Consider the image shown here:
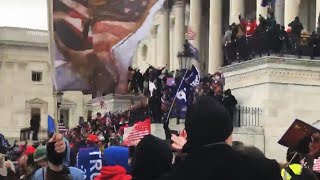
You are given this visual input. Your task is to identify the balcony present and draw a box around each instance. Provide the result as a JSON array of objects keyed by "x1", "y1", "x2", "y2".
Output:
[{"x1": 224, "y1": 31, "x2": 320, "y2": 66}]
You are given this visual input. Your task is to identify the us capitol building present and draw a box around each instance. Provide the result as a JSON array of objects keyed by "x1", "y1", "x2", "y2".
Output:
[{"x1": 1, "y1": 0, "x2": 320, "y2": 161}]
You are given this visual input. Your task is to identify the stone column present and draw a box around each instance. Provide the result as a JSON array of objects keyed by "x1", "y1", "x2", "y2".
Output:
[
  {"x1": 256, "y1": 0, "x2": 268, "y2": 24},
  {"x1": 229, "y1": 0, "x2": 245, "y2": 24},
  {"x1": 158, "y1": 4, "x2": 170, "y2": 68},
  {"x1": 316, "y1": 0, "x2": 320, "y2": 30},
  {"x1": 275, "y1": 0, "x2": 284, "y2": 25},
  {"x1": 173, "y1": 0, "x2": 186, "y2": 71},
  {"x1": 208, "y1": 0, "x2": 222, "y2": 74},
  {"x1": 151, "y1": 26, "x2": 158, "y2": 66},
  {"x1": 189, "y1": 0, "x2": 202, "y2": 49},
  {"x1": 284, "y1": 0, "x2": 301, "y2": 28},
  {"x1": 189, "y1": 0, "x2": 202, "y2": 69}
]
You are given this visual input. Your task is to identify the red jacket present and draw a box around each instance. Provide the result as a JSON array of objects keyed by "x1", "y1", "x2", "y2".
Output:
[{"x1": 95, "y1": 166, "x2": 132, "y2": 180}]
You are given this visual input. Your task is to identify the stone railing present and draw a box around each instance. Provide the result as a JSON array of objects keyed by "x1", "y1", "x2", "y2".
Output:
[{"x1": 233, "y1": 106, "x2": 262, "y2": 127}]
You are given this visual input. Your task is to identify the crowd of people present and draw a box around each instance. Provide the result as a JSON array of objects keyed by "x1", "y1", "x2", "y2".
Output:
[
  {"x1": 224, "y1": 14, "x2": 320, "y2": 64},
  {"x1": 2, "y1": 95, "x2": 320, "y2": 179}
]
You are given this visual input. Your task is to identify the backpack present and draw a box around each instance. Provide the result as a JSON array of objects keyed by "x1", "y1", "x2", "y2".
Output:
[
  {"x1": 284, "y1": 166, "x2": 316, "y2": 180},
  {"x1": 284, "y1": 166, "x2": 300, "y2": 180}
]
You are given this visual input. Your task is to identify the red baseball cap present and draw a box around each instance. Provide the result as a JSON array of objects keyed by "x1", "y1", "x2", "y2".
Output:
[{"x1": 87, "y1": 134, "x2": 99, "y2": 143}]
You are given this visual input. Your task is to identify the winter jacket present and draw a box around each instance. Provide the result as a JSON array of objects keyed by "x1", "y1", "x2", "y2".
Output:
[
  {"x1": 157, "y1": 143, "x2": 282, "y2": 180},
  {"x1": 31, "y1": 167, "x2": 84, "y2": 180}
]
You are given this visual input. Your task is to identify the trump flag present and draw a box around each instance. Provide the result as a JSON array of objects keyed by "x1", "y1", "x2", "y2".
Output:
[{"x1": 49, "y1": 0, "x2": 164, "y2": 93}]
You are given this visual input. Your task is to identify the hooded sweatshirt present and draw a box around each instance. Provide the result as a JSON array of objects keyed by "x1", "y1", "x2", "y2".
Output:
[
  {"x1": 95, "y1": 166, "x2": 131, "y2": 180},
  {"x1": 95, "y1": 146, "x2": 132, "y2": 180}
]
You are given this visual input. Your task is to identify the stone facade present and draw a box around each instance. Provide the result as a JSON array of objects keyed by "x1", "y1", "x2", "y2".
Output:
[
  {"x1": 0, "y1": 27, "x2": 91, "y2": 139},
  {"x1": 222, "y1": 56, "x2": 320, "y2": 161}
]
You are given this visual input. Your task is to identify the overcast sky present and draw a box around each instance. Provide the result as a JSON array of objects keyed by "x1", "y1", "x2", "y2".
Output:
[{"x1": 0, "y1": 0, "x2": 48, "y2": 30}]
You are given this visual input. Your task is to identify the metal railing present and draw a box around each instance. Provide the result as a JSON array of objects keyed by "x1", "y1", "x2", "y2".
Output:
[
  {"x1": 233, "y1": 106, "x2": 262, "y2": 127},
  {"x1": 224, "y1": 31, "x2": 320, "y2": 65}
]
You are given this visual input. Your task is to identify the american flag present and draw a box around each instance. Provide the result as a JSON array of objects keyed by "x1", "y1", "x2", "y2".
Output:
[
  {"x1": 123, "y1": 118, "x2": 151, "y2": 145},
  {"x1": 58, "y1": 123, "x2": 68, "y2": 135},
  {"x1": 52, "y1": 0, "x2": 164, "y2": 91},
  {"x1": 185, "y1": 26, "x2": 196, "y2": 41},
  {"x1": 313, "y1": 157, "x2": 320, "y2": 172}
]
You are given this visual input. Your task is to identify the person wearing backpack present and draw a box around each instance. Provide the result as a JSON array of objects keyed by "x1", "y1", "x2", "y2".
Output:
[
  {"x1": 282, "y1": 147, "x2": 318, "y2": 180},
  {"x1": 282, "y1": 148, "x2": 303, "y2": 180}
]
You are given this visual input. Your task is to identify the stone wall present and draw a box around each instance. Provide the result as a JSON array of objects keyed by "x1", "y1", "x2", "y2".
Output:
[{"x1": 222, "y1": 56, "x2": 320, "y2": 161}]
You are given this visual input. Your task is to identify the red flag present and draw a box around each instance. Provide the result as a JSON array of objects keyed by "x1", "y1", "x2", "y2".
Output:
[{"x1": 123, "y1": 118, "x2": 151, "y2": 146}]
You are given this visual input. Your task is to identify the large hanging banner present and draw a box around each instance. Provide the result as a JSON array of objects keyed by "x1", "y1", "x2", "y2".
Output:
[{"x1": 49, "y1": 0, "x2": 164, "y2": 93}]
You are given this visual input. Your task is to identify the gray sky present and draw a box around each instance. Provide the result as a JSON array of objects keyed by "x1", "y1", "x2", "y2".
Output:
[{"x1": 0, "y1": 0, "x2": 48, "y2": 30}]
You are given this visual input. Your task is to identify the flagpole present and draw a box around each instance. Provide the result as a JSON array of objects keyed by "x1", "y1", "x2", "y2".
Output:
[{"x1": 166, "y1": 70, "x2": 189, "y2": 123}]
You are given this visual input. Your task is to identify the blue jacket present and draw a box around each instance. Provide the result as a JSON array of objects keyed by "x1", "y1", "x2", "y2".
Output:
[{"x1": 32, "y1": 167, "x2": 84, "y2": 180}]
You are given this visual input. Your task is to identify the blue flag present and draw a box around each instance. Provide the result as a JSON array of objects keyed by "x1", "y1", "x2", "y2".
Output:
[
  {"x1": 77, "y1": 147, "x2": 102, "y2": 180},
  {"x1": 174, "y1": 65, "x2": 200, "y2": 118},
  {"x1": 47, "y1": 115, "x2": 55, "y2": 134}
]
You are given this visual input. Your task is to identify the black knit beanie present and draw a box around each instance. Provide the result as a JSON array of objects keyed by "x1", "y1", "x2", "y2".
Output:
[
  {"x1": 184, "y1": 95, "x2": 233, "y2": 150},
  {"x1": 132, "y1": 135, "x2": 173, "y2": 180}
]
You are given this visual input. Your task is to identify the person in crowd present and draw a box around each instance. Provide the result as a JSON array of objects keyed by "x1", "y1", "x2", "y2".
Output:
[
  {"x1": 30, "y1": 115, "x2": 40, "y2": 141},
  {"x1": 279, "y1": 25, "x2": 289, "y2": 54},
  {"x1": 132, "y1": 69, "x2": 140, "y2": 94},
  {"x1": 33, "y1": 145, "x2": 47, "y2": 168},
  {"x1": 98, "y1": 135, "x2": 107, "y2": 152},
  {"x1": 87, "y1": 134, "x2": 99, "y2": 148},
  {"x1": 310, "y1": 31, "x2": 319, "y2": 59},
  {"x1": 149, "y1": 90, "x2": 162, "y2": 123},
  {"x1": 136, "y1": 69, "x2": 144, "y2": 93},
  {"x1": 0, "y1": 158, "x2": 16, "y2": 180},
  {"x1": 289, "y1": 16, "x2": 304, "y2": 38},
  {"x1": 95, "y1": 146, "x2": 131, "y2": 180},
  {"x1": 132, "y1": 135, "x2": 172, "y2": 180},
  {"x1": 222, "y1": 89, "x2": 238, "y2": 120},
  {"x1": 289, "y1": 16, "x2": 304, "y2": 55},
  {"x1": 282, "y1": 147, "x2": 303, "y2": 180},
  {"x1": 32, "y1": 134, "x2": 84, "y2": 180},
  {"x1": 159, "y1": 95, "x2": 282, "y2": 180},
  {"x1": 224, "y1": 26, "x2": 232, "y2": 45},
  {"x1": 212, "y1": 82, "x2": 223, "y2": 104},
  {"x1": 108, "y1": 133, "x2": 120, "y2": 147},
  {"x1": 79, "y1": 116, "x2": 85, "y2": 127}
]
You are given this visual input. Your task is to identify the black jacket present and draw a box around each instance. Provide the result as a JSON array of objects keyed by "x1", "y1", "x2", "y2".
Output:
[{"x1": 158, "y1": 144, "x2": 282, "y2": 180}]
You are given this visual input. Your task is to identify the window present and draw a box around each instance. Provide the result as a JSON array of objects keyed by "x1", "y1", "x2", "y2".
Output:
[
  {"x1": 32, "y1": 71, "x2": 42, "y2": 82},
  {"x1": 60, "y1": 109, "x2": 70, "y2": 128}
]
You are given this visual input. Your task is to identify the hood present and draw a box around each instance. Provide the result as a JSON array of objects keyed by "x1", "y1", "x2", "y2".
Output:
[
  {"x1": 103, "y1": 146, "x2": 131, "y2": 172},
  {"x1": 95, "y1": 166, "x2": 132, "y2": 180}
]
